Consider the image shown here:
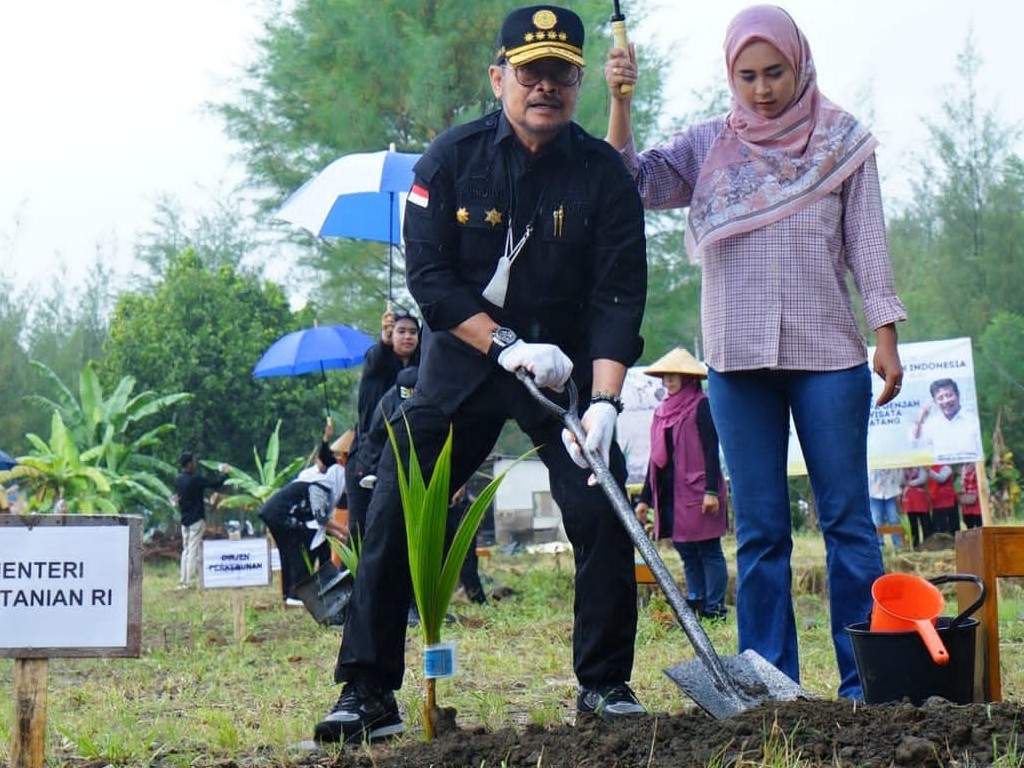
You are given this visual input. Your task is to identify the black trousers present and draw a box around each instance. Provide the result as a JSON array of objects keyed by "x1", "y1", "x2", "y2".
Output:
[
  {"x1": 907, "y1": 512, "x2": 934, "y2": 549},
  {"x1": 446, "y1": 502, "x2": 486, "y2": 604},
  {"x1": 344, "y1": 458, "x2": 372, "y2": 545},
  {"x1": 260, "y1": 485, "x2": 331, "y2": 599},
  {"x1": 932, "y1": 504, "x2": 960, "y2": 536},
  {"x1": 334, "y1": 371, "x2": 637, "y2": 691}
]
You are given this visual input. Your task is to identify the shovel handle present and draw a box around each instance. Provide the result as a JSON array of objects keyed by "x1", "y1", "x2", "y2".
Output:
[
  {"x1": 515, "y1": 370, "x2": 743, "y2": 698},
  {"x1": 929, "y1": 574, "x2": 986, "y2": 628}
]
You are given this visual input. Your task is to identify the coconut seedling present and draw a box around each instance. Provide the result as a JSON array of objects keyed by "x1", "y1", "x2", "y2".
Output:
[{"x1": 384, "y1": 417, "x2": 517, "y2": 740}]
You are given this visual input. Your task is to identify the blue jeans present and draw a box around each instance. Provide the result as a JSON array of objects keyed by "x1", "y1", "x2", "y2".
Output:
[
  {"x1": 673, "y1": 538, "x2": 728, "y2": 617},
  {"x1": 707, "y1": 365, "x2": 884, "y2": 700},
  {"x1": 869, "y1": 496, "x2": 903, "y2": 549}
]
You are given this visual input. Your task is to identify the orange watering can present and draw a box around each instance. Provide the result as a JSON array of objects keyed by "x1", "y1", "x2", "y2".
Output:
[{"x1": 870, "y1": 573, "x2": 949, "y2": 665}]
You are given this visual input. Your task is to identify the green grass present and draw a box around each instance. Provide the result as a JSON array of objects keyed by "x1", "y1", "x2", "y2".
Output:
[{"x1": 1, "y1": 533, "x2": 1022, "y2": 766}]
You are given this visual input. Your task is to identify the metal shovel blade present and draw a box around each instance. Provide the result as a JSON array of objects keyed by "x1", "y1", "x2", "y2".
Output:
[
  {"x1": 665, "y1": 649, "x2": 810, "y2": 719},
  {"x1": 515, "y1": 371, "x2": 813, "y2": 718}
]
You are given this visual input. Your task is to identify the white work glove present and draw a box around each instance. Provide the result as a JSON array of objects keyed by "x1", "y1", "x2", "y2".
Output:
[
  {"x1": 359, "y1": 474, "x2": 377, "y2": 490},
  {"x1": 561, "y1": 400, "x2": 618, "y2": 479},
  {"x1": 497, "y1": 340, "x2": 573, "y2": 391}
]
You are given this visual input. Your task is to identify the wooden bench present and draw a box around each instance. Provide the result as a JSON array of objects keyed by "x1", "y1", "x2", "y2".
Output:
[
  {"x1": 955, "y1": 526, "x2": 1024, "y2": 701},
  {"x1": 635, "y1": 558, "x2": 656, "y2": 586},
  {"x1": 876, "y1": 524, "x2": 905, "y2": 546}
]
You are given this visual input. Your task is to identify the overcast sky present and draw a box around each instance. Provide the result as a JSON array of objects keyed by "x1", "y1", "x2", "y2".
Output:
[{"x1": 2, "y1": 0, "x2": 1022, "y2": 295}]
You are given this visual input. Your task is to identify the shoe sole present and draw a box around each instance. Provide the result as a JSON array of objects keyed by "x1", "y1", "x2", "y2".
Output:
[{"x1": 313, "y1": 719, "x2": 405, "y2": 745}]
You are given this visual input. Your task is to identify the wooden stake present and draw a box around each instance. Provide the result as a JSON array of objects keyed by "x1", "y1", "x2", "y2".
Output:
[
  {"x1": 12, "y1": 658, "x2": 48, "y2": 768},
  {"x1": 233, "y1": 592, "x2": 246, "y2": 642}
]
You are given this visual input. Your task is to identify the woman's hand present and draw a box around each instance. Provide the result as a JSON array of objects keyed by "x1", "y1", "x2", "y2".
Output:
[
  {"x1": 634, "y1": 501, "x2": 650, "y2": 526},
  {"x1": 604, "y1": 44, "x2": 637, "y2": 101},
  {"x1": 872, "y1": 323, "x2": 903, "y2": 406},
  {"x1": 325, "y1": 518, "x2": 349, "y2": 544},
  {"x1": 702, "y1": 493, "x2": 720, "y2": 515},
  {"x1": 381, "y1": 309, "x2": 395, "y2": 345}
]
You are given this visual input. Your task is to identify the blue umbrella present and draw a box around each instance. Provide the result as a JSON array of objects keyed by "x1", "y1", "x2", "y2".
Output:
[
  {"x1": 0, "y1": 450, "x2": 16, "y2": 471},
  {"x1": 276, "y1": 148, "x2": 421, "y2": 299},
  {"x1": 253, "y1": 324, "x2": 376, "y2": 413}
]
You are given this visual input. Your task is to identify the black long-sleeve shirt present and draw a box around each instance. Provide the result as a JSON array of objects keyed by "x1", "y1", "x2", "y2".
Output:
[
  {"x1": 174, "y1": 470, "x2": 227, "y2": 527},
  {"x1": 403, "y1": 110, "x2": 647, "y2": 413}
]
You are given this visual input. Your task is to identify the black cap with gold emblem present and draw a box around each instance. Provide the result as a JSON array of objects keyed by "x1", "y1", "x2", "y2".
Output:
[{"x1": 495, "y1": 5, "x2": 585, "y2": 68}]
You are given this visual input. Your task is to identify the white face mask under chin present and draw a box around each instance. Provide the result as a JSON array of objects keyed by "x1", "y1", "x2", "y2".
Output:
[{"x1": 482, "y1": 223, "x2": 533, "y2": 307}]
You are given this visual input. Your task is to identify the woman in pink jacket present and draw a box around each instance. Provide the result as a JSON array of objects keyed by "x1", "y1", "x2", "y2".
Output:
[{"x1": 634, "y1": 348, "x2": 729, "y2": 621}]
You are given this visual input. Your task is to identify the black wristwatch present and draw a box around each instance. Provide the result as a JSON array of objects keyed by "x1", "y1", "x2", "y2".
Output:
[{"x1": 487, "y1": 326, "x2": 518, "y2": 362}]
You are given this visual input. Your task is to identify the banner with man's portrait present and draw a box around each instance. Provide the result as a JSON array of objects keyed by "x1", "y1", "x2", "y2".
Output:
[
  {"x1": 617, "y1": 337, "x2": 984, "y2": 483},
  {"x1": 786, "y1": 337, "x2": 984, "y2": 474}
]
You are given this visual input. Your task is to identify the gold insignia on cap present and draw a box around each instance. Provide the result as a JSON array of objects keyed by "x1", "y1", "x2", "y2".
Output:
[
  {"x1": 456, "y1": 207, "x2": 469, "y2": 225},
  {"x1": 558, "y1": 32, "x2": 567, "y2": 41},
  {"x1": 484, "y1": 208, "x2": 503, "y2": 227},
  {"x1": 524, "y1": 31, "x2": 535, "y2": 42},
  {"x1": 532, "y1": 9, "x2": 557, "y2": 30}
]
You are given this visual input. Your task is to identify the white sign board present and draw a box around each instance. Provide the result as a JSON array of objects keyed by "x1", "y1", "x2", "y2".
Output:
[
  {"x1": 0, "y1": 515, "x2": 142, "y2": 657},
  {"x1": 202, "y1": 538, "x2": 271, "y2": 589}
]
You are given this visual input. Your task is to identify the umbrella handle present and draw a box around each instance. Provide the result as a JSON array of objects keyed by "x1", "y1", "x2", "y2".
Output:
[{"x1": 319, "y1": 362, "x2": 331, "y2": 417}]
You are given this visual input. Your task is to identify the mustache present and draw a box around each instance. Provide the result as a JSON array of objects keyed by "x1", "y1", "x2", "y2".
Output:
[{"x1": 527, "y1": 96, "x2": 563, "y2": 108}]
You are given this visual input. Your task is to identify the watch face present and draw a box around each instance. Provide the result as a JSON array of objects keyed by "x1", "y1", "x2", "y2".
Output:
[{"x1": 494, "y1": 327, "x2": 517, "y2": 347}]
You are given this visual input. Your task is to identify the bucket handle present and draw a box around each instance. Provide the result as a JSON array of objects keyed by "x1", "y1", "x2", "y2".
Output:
[{"x1": 929, "y1": 574, "x2": 986, "y2": 627}]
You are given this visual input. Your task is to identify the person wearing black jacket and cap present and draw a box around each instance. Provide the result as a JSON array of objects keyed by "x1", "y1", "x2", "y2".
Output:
[{"x1": 313, "y1": 4, "x2": 647, "y2": 745}]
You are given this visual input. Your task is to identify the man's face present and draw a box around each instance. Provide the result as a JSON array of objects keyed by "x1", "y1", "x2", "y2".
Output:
[
  {"x1": 933, "y1": 385, "x2": 961, "y2": 420},
  {"x1": 489, "y1": 57, "x2": 580, "y2": 153}
]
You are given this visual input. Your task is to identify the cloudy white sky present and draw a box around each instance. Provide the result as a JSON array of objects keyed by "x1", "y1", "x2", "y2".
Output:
[{"x1": 2, "y1": 0, "x2": 1022, "y2": 294}]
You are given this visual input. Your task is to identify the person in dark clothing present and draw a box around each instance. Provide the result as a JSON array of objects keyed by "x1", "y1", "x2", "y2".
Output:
[
  {"x1": 353, "y1": 366, "x2": 420, "y2": 491},
  {"x1": 173, "y1": 452, "x2": 229, "y2": 589},
  {"x1": 313, "y1": 5, "x2": 647, "y2": 745},
  {"x1": 260, "y1": 432, "x2": 347, "y2": 607},
  {"x1": 345, "y1": 309, "x2": 421, "y2": 546},
  {"x1": 447, "y1": 484, "x2": 487, "y2": 605}
]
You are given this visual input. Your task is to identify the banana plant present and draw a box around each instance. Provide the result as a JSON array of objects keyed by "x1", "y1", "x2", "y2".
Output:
[
  {"x1": 24, "y1": 359, "x2": 189, "y2": 512},
  {"x1": 385, "y1": 418, "x2": 520, "y2": 740},
  {"x1": 205, "y1": 420, "x2": 306, "y2": 513},
  {"x1": 2, "y1": 412, "x2": 117, "y2": 513}
]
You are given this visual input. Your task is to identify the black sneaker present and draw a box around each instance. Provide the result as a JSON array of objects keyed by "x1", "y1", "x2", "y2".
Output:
[
  {"x1": 313, "y1": 680, "x2": 405, "y2": 744},
  {"x1": 577, "y1": 683, "x2": 646, "y2": 721}
]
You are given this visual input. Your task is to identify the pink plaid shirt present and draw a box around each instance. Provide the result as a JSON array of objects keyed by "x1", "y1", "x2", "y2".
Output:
[{"x1": 621, "y1": 118, "x2": 906, "y2": 373}]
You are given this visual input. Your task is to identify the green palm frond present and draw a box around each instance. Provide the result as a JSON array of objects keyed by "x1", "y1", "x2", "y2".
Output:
[{"x1": 385, "y1": 416, "x2": 526, "y2": 647}]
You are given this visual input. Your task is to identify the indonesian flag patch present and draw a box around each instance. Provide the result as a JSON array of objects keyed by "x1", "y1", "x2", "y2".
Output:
[{"x1": 408, "y1": 183, "x2": 429, "y2": 208}]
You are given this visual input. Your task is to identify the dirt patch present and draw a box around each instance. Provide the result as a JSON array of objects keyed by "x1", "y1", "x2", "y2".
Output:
[{"x1": 310, "y1": 699, "x2": 1023, "y2": 768}]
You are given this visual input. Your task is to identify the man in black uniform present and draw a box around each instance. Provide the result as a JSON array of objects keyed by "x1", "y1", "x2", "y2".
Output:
[{"x1": 314, "y1": 4, "x2": 648, "y2": 744}]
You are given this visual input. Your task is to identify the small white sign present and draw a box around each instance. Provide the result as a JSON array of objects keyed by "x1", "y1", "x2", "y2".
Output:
[
  {"x1": 202, "y1": 538, "x2": 271, "y2": 589},
  {"x1": 0, "y1": 524, "x2": 130, "y2": 650}
]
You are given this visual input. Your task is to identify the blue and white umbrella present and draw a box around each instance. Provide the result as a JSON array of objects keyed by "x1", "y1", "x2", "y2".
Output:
[
  {"x1": 253, "y1": 324, "x2": 376, "y2": 413},
  {"x1": 276, "y1": 148, "x2": 421, "y2": 298}
]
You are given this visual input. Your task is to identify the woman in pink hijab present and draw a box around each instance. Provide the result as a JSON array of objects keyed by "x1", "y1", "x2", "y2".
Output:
[
  {"x1": 604, "y1": 5, "x2": 906, "y2": 701},
  {"x1": 633, "y1": 347, "x2": 729, "y2": 621}
]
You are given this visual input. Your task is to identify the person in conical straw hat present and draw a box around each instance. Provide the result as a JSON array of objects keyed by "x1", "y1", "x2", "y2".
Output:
[{"x1": 634, "y1": 347, "x2": 729, "y2": 621}]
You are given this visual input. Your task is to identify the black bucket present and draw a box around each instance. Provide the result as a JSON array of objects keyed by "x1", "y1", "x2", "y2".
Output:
[
  {"x1": 847, "y1": 574, "x2": 985, "y2": 705},
  {"x1": 292, "y1": 562, "x2": 354, "y2": 625}
]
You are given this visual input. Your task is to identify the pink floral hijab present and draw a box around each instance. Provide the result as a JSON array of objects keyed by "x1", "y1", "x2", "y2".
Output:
[{"x1": 686, "y1": 4, "x2": 879, "y2": 258}]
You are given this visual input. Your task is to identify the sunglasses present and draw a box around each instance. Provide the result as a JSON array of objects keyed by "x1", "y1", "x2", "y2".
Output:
[{"x1": 506, "y1": 60, "x2": 582, "y2": 88}]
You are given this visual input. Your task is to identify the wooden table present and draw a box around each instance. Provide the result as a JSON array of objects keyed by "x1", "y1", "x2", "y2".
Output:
[{"x1": 955, "y1": 525, "x2": 1024, "y2": 701}]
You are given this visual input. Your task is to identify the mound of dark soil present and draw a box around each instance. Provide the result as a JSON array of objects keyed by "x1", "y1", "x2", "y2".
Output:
[{"x1": 326, "y1": 698, "x2": 1023, "y2": 768}]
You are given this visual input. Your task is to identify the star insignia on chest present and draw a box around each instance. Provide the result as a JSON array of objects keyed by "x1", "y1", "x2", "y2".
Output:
[
  {"x1": 456, "y1": 207, "x2": 469, "y2": 225},
  {"x1": 484, "y1": 208, "x2": 503, "y2": 227}
]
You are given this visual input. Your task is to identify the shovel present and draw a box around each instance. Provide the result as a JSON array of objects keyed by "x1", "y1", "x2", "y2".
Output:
[{"x1": 517, "y1": 370, "x2": 811, "y2": 718}]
